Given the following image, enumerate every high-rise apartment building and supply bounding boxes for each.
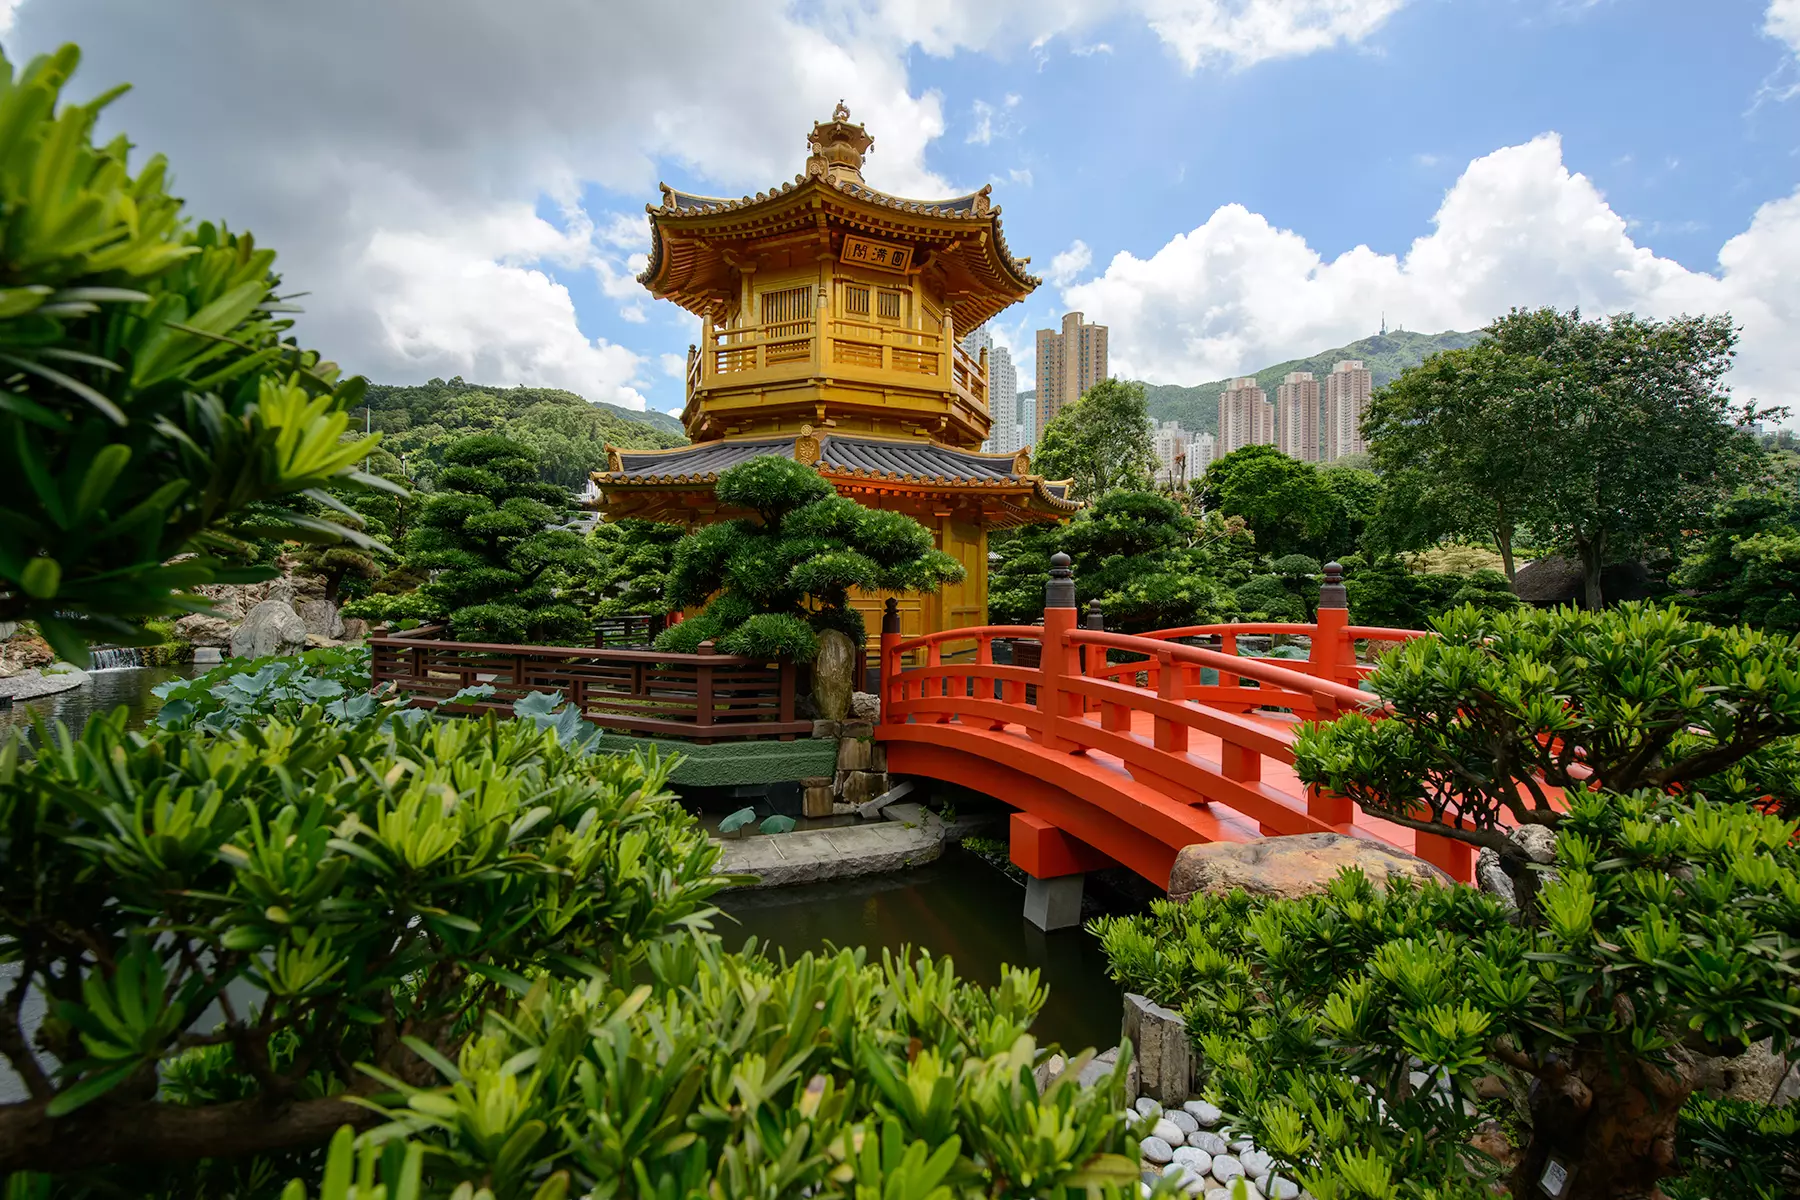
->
[1324,359,1372,461]
[1275,371,1321,462]
[1152,419,1192,486]
[1186,431,1216,480]
[1218,377,1275,454]
[963,326,1021,457]
[1034,311,1109,437]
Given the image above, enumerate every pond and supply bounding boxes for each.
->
[0,664,196,738]
[716,845,1126,1055]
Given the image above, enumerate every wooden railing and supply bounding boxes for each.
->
[951,343,987,411]
[367,634,808,743]
[592,614,665,648]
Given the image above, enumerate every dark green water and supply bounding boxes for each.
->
[716,847,1125,1054]
[0,665,194,737]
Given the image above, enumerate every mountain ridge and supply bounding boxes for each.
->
[1019,329,1481,438]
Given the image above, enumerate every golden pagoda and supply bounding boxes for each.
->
[593,103,1077,641]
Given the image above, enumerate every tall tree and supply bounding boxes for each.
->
[1363,339,1552,579]
[406,435,592,643]
[1493,308,1758,609]
[1195,444,1345,560]
[1032,378,1157,500]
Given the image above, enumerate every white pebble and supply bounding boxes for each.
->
[1189,1130,1228,1155]
[1265,1177,1300,1200]
[1140,1135,1175,1165]
[1153,1118,1187,1144]
[1230,1137,1256,1154]
[1210,1154,1245,1182]
[1167,1108,1200,1135]
[1173,1147,1214,1174]
[1183,1099,1223,1126]
[1140,1185,1152,1199]
[1240,1149,1274,1178]
[1407,1070,1429,1092]
[1135,1097,1161,1117]
[1122,1108,1141,1126]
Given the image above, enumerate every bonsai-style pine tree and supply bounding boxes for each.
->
[655,456,962,660]
[406,435,592,643]
[588,516,685,617]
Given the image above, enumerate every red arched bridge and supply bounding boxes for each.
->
[876,557,1460,921]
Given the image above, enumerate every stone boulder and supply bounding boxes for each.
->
[1,630,56,677]
[850,690,880,722]
[296,597,344,640]
[230,599,309,660]
[173,613,235,648]
[812,629,856,721]
[340,617,370,642]
[1168,832,1450,903]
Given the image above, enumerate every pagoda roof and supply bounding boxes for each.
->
[595,432,1076,523]
[638,107,1038,330]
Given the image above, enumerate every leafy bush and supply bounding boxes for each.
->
[340,589,441,627]
[1295,602,1800,889]
[1094,789,1800,1200]
[1666,1097,1800,1200]
[1342,557,1518,628]
[656,457,962,660]
[0,708,724,1177]
[150,645,378,730]
[0,45,387,664]
[1232,575,1305,622]
[1673,492,1800,632]
[403,436,593,644]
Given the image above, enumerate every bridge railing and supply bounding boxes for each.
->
[875,557,1478,869]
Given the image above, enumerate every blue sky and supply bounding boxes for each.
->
[19,0,1800,414]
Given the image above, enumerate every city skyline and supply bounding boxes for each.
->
[1035,312,1110,440]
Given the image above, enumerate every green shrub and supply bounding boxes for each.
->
[0,45,386,665]
[656,457,961,660]
[1296,602,1800,891]
[1094,789,1800,1200]
[1666,1097,1800,1200]
[588,517,684,618]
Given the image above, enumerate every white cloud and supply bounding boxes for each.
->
[1768,0,1800,55]
[659,353,691,379]
[1064,134,1800,407]
[14,0,1414,408]
[1048,239,1094,286]
[968,100,998,145]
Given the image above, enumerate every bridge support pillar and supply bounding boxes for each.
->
[1023,875,1084,932]
[1010,812,1110,931]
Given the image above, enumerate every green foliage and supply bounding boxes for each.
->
[1369,308,1765,604]
[0,705,726,1180]
[1673,492,1800,632]
[1197,445,1351,561]
[1095,789,1800,1199]
[1032,379,1158,501]
[362,377,683,491]
[1666,1097,1800,1200]
[289,445,418,602]
[989,492,1255,631]
[588,518,684,618]
[656,457,962,661]
[0,45,388,665]
[404,435,594,644]
[1296,602,1800,870]
[149,646,378,731]
[1342,557,1520,629]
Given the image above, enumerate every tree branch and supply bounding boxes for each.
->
[0,1091,380,1172]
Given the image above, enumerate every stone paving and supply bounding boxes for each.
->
[0,667,87,701]
[713,810,943,887]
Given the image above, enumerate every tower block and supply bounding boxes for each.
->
[593,104,1076,643]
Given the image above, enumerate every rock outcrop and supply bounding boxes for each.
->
[1167,832,1450,903]
[812,629,855,721]
[230,599,309,660]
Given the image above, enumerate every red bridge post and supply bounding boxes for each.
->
[1306,561,1358,830]
[1039,552,1080,753]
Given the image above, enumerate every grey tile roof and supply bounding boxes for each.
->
[613,438,791,476]
[819,438,1015,480]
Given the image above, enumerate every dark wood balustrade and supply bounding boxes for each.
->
[368,633,807,743]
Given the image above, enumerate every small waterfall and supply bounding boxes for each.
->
[89,646,145,671]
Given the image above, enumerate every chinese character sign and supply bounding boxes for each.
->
[840,235,911,274]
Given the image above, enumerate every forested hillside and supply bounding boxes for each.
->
[361,377,687,489]
[1136,329,1481,435]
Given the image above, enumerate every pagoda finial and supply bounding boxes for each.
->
[806,103,875,185]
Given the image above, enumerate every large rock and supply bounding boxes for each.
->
[850,690,880,722]
[296,597,344,640]
[230,599,309,660]
[812,629,856,721]
[1168,832,1450,903]
[1123,993,1191,1106]
[0,630,55,677]
[173,613,235,648]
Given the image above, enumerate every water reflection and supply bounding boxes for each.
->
[717,847,1125,1054]
[0,665,194,737]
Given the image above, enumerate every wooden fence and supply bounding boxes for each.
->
[367,633,809,742]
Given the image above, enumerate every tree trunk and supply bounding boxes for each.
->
[0,1092,378,1171]
[1511,1050,1691,1200]
[1495,516,1517,582]
[1575,533,1606,611]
